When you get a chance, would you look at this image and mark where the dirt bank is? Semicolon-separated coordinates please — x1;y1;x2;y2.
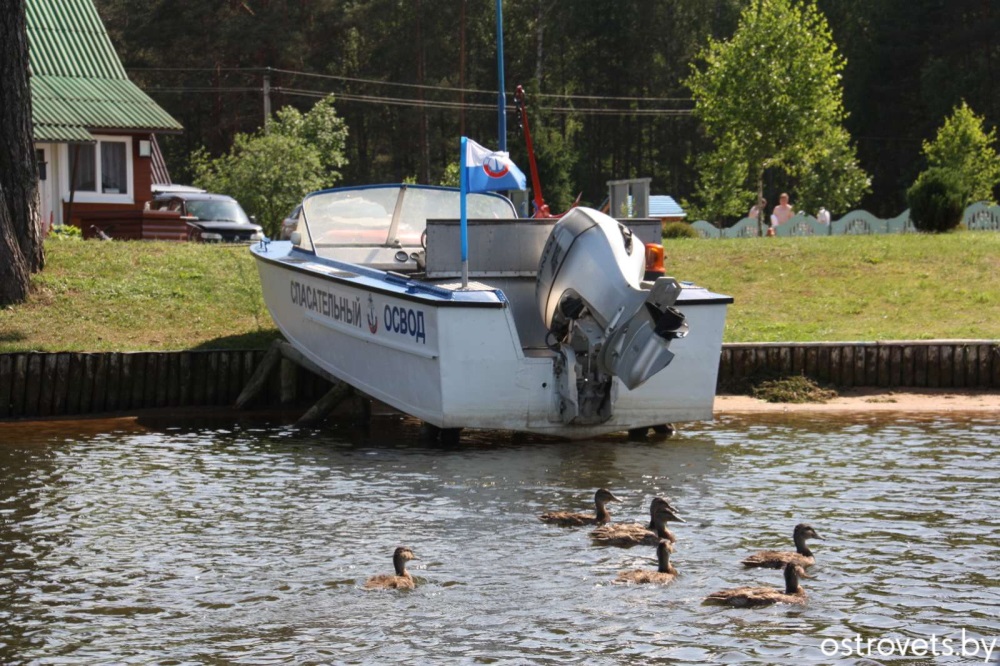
714;388;1000;414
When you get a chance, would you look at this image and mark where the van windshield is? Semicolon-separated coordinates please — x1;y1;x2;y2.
186;200;251;224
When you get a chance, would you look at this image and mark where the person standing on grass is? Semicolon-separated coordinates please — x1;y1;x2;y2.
772;193;794;227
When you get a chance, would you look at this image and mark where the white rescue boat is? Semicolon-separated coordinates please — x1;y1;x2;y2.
251;184;731;439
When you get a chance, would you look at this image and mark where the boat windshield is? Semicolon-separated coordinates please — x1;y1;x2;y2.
302;185;517;248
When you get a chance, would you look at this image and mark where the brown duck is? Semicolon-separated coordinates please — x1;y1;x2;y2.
615;539;677;585
591;497;685;547
363;546;418;590
704;562;808;607
540;488;621;526
742;523;822;569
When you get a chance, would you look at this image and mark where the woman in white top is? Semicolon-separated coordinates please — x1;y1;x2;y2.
772;193;794;226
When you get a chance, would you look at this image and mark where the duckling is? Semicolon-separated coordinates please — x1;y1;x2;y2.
704;562;808;607
615;539;677;585
363;546;417;590
742;523;822;569
540;488;621;526
591;499;685;547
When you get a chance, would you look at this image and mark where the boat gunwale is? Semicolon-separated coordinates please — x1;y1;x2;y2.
251;244;508;309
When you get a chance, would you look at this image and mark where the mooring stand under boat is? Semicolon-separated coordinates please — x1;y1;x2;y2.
237;339;467;441
235;339;358;427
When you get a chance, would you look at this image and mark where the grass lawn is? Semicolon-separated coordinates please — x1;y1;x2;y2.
0;241;278;353
1;232;997;352
667;232;999;342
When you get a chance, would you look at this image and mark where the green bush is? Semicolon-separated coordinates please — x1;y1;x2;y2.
47;224;83;241
661;221;699;239
907;167;965;233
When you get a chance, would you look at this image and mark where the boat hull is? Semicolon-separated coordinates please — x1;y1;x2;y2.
253;242;728;439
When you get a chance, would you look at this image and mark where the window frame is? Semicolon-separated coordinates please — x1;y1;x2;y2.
60;135;134;205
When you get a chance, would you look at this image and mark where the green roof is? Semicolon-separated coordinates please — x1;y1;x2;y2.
27;0;182;142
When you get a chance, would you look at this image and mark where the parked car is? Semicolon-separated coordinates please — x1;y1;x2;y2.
280;204;302;240
149;192;264;243
151;183;206;195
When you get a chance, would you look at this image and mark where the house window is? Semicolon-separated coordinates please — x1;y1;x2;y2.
63;135;133;204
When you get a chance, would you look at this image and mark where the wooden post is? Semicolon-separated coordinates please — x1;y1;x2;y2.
975;342;990;388
889;345;903;387
25;353;42;415
914;345;928;387
297;382;352;427
274;340;340;384
926;345;940;388
965;345;979;387
38;352;57;416
792;346;805;376
992;344;1000;388
902;346;915;387
0;354;11;417
877;344;890;388
106;353;121;412
234;342;282;410
864;345;878;386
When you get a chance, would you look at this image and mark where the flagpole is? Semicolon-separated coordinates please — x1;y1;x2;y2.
495;0;506;152
460;136;469;289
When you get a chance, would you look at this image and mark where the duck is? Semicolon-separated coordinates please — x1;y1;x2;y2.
591;497;685;547
704;562;808;607
646;496;682;528
363;546;418;590
615;539;677;585
742;523;822;569
540;488;621;526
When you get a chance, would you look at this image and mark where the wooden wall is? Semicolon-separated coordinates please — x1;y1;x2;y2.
0;341;996;420
0;350;331;419
719;341;999;390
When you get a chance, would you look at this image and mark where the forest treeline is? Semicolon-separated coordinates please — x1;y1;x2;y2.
95;0;1000;219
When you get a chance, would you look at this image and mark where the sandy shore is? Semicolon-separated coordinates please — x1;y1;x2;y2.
714;388;1000;414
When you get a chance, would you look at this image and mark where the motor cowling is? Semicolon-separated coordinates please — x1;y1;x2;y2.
536;208;688;424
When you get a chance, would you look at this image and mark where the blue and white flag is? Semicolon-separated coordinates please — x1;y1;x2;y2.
458;136;525;288
461;137;527;193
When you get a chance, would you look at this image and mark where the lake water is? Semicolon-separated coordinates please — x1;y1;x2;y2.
1;412;998;665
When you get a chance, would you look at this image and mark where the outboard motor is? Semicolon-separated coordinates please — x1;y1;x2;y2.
536;207;688;424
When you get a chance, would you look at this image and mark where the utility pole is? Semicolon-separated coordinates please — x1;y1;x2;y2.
496;0;506;151
263;68;272;132
460;0;466;137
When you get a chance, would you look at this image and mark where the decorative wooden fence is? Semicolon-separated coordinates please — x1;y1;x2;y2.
690;202;1000;238
0;341;996;420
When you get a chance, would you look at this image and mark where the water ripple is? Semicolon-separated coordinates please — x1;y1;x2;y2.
0;414;997;664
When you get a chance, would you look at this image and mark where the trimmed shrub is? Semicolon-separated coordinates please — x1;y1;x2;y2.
907;167;965;233
661;221;699;239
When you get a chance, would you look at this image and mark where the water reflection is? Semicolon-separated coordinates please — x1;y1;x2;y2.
0;413;997;664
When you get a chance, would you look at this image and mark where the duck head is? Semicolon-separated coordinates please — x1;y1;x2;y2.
647;496;684;528
595;488;622;506
655;538;675;573
392;546;417;576
793;523;822;554
783;562;809;594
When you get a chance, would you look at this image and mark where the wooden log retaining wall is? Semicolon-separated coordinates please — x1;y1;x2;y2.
0;341;996;420
718;341;999;390
0;350;332;420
